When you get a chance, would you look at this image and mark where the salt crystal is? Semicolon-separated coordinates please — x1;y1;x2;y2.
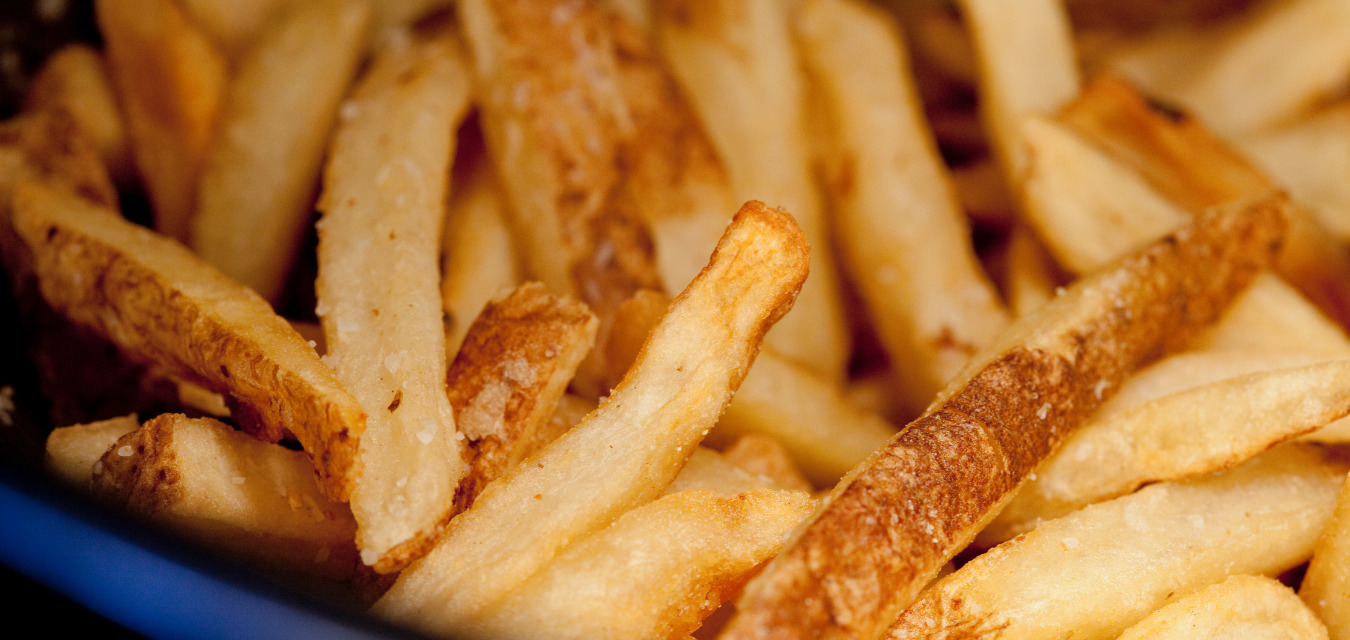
384;351;404;375
337;317;360;334
396;477;407;489
1062;537;1080;550
117;445;134;457
1094;379;1111;400
361;549;379;566
1037;403;1051;420
416;419;437;444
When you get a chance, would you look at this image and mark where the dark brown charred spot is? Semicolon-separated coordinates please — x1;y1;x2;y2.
219;364;230;378
46;225;57;242
388;389;403;412
1142;95;1189;123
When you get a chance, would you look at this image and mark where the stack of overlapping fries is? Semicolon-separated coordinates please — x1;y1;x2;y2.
9;0;1350;637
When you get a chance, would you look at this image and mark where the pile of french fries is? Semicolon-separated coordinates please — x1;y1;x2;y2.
8;0;1350;637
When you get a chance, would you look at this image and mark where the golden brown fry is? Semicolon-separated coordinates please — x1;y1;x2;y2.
372;201;809;637
94;414;358;580
667;447;781;496
890;445;1344;640
1059;74;1350;329
983;360;1350;543
471;488;815;640
1302;473;1350;639
191;0;370;303
798;0;1011;413
1120;576;1327;640
178;0;292;61
23;44;134;187
1002;225;1065;318
446;282;598;513
722;193;1287;640
654;0;851;380
43;414;139;490
12;181;365;501
96;0;227;242
459;0;664;395
315;28;472;573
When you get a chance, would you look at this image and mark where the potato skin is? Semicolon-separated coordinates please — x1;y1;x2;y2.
723;193;1288;640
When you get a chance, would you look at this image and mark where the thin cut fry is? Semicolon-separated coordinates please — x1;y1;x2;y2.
470;488;815;640
11;181;365;501
441;149;520;357
1119;575;1327;640
96;0;227;242
654;0;851;380
799;0;1011;413
888;445;1345;640
315;28;472;573
1301;473;1350;639
723;193;1287;640
372;201;809;638
94;414;358;580
191;0;370;303
983;360;1350;543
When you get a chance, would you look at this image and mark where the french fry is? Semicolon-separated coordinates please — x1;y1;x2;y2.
469;487;815;640
950;159;1016;229
23;44;134;188
96;0;227;242
1119;575;1327;640
371;201;809;637
1235;102;1350;245
982;360;1350;544
1104;0;1350;136
722;193;1287;640
797;0;1011;413
666;447;779;497
11;181;365;501
955;0;1080;180
93;414;358;580
441;149;521;357
721;433;814;494
458;0;665;395
1058;74;1350;329
1302;473;1350;639
1194;272;1350;356
43;414;139;490
315;27;471;573
177;0;292;61
446;282;598;513
1002;225;1065;318
888;445;1345;640
654;0;851;380
191;0;370;303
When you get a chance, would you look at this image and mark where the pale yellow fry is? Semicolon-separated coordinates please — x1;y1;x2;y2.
1120;575;1327;640
888;445;1346;640
984;360;1350;543
371;201;809;637
956;0;1080;180
441;154;521;358
193;0;370;303
713;349;897;487
1195;272;1350;356
12;181;365;502
470;488;815;640
315;29;471;573
93;414;358;580
1003;225;1062;318
664;447;777;497
1020;115;1190;275
1236;103;1350;244
654;0;851;380
43;415;139;490
23;44;134;187
96;0;226;242
797;0;1010;415
1303;473;1350;640
1111;0;1350;136
721;433;814;493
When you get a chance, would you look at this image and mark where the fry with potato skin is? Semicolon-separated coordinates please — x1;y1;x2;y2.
446;282;598;514
372;201;809;637
315;28;472;573
721;193;1288;640
11;181;366;502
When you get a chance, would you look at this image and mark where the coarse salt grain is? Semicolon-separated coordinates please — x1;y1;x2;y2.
117;445;134;457
416;419;437;444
